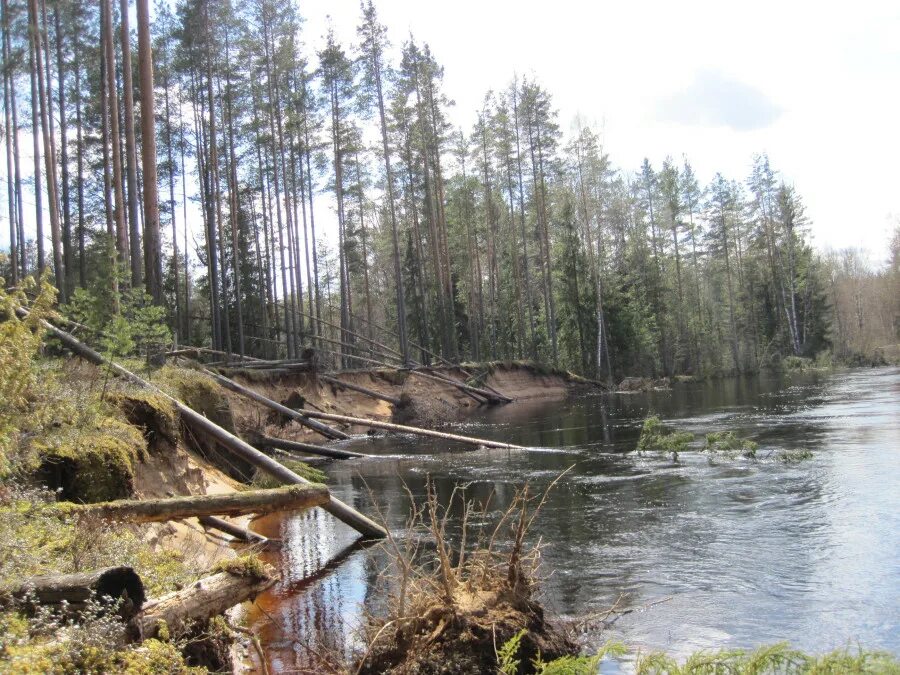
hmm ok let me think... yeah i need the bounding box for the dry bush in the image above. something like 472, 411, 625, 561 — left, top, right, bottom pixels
356, 473, 575, 674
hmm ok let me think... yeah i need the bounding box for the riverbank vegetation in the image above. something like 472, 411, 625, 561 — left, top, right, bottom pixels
0, 282, 270, 671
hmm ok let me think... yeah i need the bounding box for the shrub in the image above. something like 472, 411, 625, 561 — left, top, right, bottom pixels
636, 416, 694, 460
0, 276, 56, 477
704, 431, 759, 459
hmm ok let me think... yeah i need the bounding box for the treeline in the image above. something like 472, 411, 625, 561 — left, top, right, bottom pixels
2, 0, 897, 377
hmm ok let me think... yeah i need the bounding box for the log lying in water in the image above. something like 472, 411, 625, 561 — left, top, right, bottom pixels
198, 515, 273, 546
23, 310, 386, 539
61, 485, 329, 523
200, 368, 350, 441
6, 567, 146, 620
254, 434, 366, 460
319, 374, 404, 407
134, 569, 275, 639
299, 409, 525, 450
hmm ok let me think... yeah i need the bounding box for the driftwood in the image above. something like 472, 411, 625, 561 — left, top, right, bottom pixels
24, 310, 386, 539
134, 569, 275, 639
254, 434, 366, 460
6, 567, 146, 620
62, 485, 329, 523
319, 374, 404, 407
299, 409, 525, 450
200, 368, 350, 441
198, 515, 272, 546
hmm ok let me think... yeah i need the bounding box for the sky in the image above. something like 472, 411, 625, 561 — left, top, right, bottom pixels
3, 0, 899, 264
302, 0, 900, 260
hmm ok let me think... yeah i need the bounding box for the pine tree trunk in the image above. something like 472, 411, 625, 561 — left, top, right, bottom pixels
118, 0, 141, 288
31, 0, 64, 298
102, 0, 128, 273
136, 0, 162, 303
53, 5, 71, 295
369, 38, 409, 364
2, 0, 16, 285
27, 6, 44, 276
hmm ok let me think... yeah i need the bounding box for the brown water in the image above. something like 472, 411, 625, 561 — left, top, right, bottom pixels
244, 367, 900, 671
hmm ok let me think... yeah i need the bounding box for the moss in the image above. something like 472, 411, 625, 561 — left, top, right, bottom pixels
157, 367, 234, 434
704, 431, 759, 458
33, 418, 145, 503
0, 619, 204, 675
209, 553, 270, 580
0, 493, 194, 597
251, 459, 327, 488
636, 416, 694, 459
108, 390, 179, 447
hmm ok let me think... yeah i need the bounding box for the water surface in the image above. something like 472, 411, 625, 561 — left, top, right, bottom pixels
246, 367, 900, 671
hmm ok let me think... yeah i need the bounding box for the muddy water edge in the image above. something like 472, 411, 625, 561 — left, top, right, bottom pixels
243, 367, 900, 671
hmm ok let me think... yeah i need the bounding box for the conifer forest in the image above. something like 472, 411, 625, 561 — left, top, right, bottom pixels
2, 0, 896, 377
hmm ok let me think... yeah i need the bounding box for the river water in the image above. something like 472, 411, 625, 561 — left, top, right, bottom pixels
246, 367, 900, 671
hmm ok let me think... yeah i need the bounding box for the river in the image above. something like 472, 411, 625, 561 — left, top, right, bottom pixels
245, 367, 900, 671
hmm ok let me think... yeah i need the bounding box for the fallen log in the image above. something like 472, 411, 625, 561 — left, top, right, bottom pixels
319, 374, 404, 407
199, 515, 273, 546
298, 410, 525, 450
407, 369, 491, 404
165, 347, 262, 362
23, 310, 385, 539
200, 368, 350, 441
437, 368, 514, 403
317, 347, 401, 370
255, 434, 366, 460
5, 567, 146, 620
215, 358, 312, 369
134, 569, 275, 639
60, 485, 329, 523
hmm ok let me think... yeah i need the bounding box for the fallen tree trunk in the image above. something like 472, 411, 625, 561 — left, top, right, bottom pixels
5, 567, 146, 620
199, 368, 350, 441
215, 358, 312, 369
198, 515, 272, 546
407, 369, 491, 404
165, 347, 262, 362
416, 367, 513, 403
255, 434, 366, 460
61, 485, 329, 523
22, 310, 386, 539
298, 410, 525, 450
319, 374, 404, 407
133, 569, 275, 639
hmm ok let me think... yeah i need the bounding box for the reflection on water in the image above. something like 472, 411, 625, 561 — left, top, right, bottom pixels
245, 368, 900, 670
